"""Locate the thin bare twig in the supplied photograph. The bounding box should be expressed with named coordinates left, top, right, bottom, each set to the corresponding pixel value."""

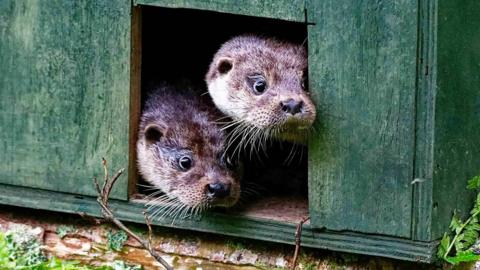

left=94, top=158, right=173, bottom=270
left=291, top=216, right=310, bottom=269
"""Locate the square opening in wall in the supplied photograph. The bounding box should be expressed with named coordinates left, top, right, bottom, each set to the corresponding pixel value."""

left=131, top=6, right=310, bottom=224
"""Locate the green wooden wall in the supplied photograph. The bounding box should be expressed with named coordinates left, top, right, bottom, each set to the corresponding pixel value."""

left=134, top=0, right=305, bottom=23
left=429, top=0, right=480, bottom=240
left=0, top=0, right=132, bottom=199
left=307, top=0, right=418, bottom=238
left=0, top=0, right=478, bottom=252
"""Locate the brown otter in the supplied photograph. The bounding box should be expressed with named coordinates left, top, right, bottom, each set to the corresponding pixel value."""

left=136, top=84, right=240, bottom=219
left=205, top=35, right=316, bottom=144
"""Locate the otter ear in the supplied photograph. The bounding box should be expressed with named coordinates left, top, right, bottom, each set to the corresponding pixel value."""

left=216, top=57, right=234, bottom=75
left=144, top=123, right=167, bottom=145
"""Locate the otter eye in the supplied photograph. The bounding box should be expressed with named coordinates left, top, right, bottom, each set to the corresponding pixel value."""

left=247, top=75, right=267, bottom=95
left=253, top=80, right=267, bottom=94
left=178, top=156, right=193, bottom=171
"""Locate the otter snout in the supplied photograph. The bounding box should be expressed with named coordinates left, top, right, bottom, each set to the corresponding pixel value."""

left=206, top=182, right=231, bottom=199
left=280, top=99, right=303, bottom=115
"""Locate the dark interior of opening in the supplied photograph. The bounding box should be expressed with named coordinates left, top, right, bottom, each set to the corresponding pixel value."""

left=136, top=6, right=309, bottom=223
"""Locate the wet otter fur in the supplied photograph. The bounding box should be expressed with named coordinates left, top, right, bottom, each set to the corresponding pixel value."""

left=136, top=84, right=241, bottom=218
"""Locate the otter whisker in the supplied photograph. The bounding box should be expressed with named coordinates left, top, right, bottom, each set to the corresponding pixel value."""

left=146, top=199, right=172, bottom=212
left=297, top=144, right=305, bottom=167
left=147, top=196, right=180, bottom=220
left=225, top=121, right=247, bottom=151
left=245, top=125, right=259, bottom=148
left=137, top=183, right=162, bottom=192
left=179, top=205, right=192, bottom=219
left=284, top=142, right=297, bottom=166
left=169, top=204, right=182, bottom=224
left=214, top=115, right=233, bottom=121
left=242, top=187, right=262, bottom=196
left=249, top=128, right=263, bottom=161
left=148, top=203, right=173, bottom=221
left=144, top=190, right=165, bottom=200
left=146, top=194, right=176, bottom=208
left=229, top=123, right=252, bottom=159
left=193, top=205, right=200, bottom=218
left=171, top=203, right=189, bottom=225
left=240, top=125, right=257, bottom=153
left=157, top=202, right=180, bottom=221
left=220, top=119, right=244, bottom=131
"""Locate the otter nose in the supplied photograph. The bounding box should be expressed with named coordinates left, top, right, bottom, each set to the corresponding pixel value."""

left=207, top=183, right=230, bottom=199
left=280, top=99, right=303, bottom=115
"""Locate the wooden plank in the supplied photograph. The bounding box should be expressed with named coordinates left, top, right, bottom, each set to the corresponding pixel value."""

left=134, top=0, right=306, bottom=23
left=411, top=0, right=437, bottom=241
left=0, top=184, right=436, bottom=263
left=128, top=6, right=142, bottom=195
left=306, top=0, right=418, bottom=237
left=0, top=1, right=131, bottom=199
left=430, top=0, right=480, bottom=240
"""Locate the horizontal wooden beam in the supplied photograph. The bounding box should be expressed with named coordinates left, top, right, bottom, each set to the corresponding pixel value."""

left=134, top=0, right=306, bottom=23
left=0, top=184, right=436, bottom=263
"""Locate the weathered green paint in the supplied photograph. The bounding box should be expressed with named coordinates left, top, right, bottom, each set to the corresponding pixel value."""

left=307, top=0, right=418, bottom=237
left=429, top=0, right=480, bottom=240
left=0, top=0, right=131, bottom=199
left=1, top=0, right=479, bottom=261
left=0, top=183, right=437, bottom=263
left=411, top=0, right=437, bottom=241
left=134, top=0, right=305, bottom=23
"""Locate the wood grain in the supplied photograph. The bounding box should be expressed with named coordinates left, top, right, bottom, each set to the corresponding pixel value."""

left=429, top=0, right=480, bottom=240
left=307, top=0, right=418, bottom=237
left=0, top=0, right=131, bottom=199
left=134, top=0, right=306, bottom=23
left=0, top=183, right=437, bottom=263
left=128, top=6, right=142, bottom=196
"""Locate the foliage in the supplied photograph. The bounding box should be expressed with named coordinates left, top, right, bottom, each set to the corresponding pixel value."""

left=110, top=261, right=142, bottom=270
left=438, top=175, right=480, bottom=264
left=107, top=230, right=128, bottom=252
left=56, top=225, right=76, bottom=239
left=0, top=231, right=142, bottom=270
left=225, top=239, right=247, bottom=251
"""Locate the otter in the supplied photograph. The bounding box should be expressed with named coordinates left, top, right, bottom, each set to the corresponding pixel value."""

left=205, top=35, right=316, bottom=143
left=136, top=84, right=240, bottom=218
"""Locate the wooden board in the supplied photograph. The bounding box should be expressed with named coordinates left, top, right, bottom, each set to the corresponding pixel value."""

left=134, top=0, right=306, bottom=23
left=0, top=1, right=131, bottom=199
left=0, top=183, right=437, bottom=263
left=133, top=194, right=309, bottom=224
left=429, top=0, right=480, bottom=240
left=411, top=0, right=436, bottom=242
left=306, top=0, right=418, bottom=237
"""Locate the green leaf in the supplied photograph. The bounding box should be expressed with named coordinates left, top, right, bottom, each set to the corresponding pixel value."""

left=111, top=260, right=143, bottom=270
left=469, top=222, right=480, bottom=231
left=107, top=231, right=128, bottom=252
left=445, top=250, right=480, bottom=265
left=455, top=241, right=464, bottom=252
left=449, top=212, right=462, bottom=234
left=437, top=233, right=450, bottom=258
left=0, top=231, right=142, bottom=269
left=467, top=175, right=480, bottom=190
left=462, top=228, right=478, bottom=248
left=475, top=193, right=480, bottom=209
left=56, top=225, right=76, bottom=239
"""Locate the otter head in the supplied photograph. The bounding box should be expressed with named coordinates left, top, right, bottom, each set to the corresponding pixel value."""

left=137, top=109, right=241, bottom=211
left=206, top=35, right=316, bottom=142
